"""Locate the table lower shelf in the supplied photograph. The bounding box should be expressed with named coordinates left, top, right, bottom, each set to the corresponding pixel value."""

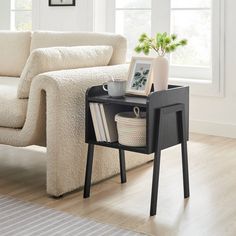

left=86, top=141, right=150, bottom=154
left=84, top=101, right=190, bottom=216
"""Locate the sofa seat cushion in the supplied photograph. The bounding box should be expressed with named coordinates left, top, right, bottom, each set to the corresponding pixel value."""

left=0, top=31, right=31, bottom=77
left=0, top=77, right=28, bottom=128
left=17, top=45, right=113, bottom=98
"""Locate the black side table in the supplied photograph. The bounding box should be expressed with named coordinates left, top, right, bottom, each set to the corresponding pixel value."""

left=83, top=85, right=190, bottom=216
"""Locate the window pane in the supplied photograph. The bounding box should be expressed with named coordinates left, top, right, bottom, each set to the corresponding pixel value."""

left=13, top=0, right=32, bottom=10
left=116, top=0, right=151, bottom=9
left=116, top=10, right=151, bottom=59
left=171, top=0, right=211, bottom=8
left=14, top=11, right=32, bottom=31
left=171, top=10, right=211, bottom=67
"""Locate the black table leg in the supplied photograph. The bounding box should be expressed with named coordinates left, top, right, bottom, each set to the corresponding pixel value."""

left=150, top=110, right=164, bottom=216
left=119, top=149, right=127, bottom=183
left=150, top=144, right=161, bottom=216
left=178, top=109, right=190, bottom=198
left=83, top=144, right=94, bottom=198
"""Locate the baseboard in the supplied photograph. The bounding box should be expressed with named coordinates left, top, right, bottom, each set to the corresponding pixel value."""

left=190, top=120, right=236, bottom=138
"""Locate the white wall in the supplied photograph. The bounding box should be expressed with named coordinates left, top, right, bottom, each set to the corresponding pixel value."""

left=190, top=0, right=236, bottom=138
left=32, top=0, right=94, bottom=31
left=0, top=0, right=94, bottom=31
left=94, top=0, right=106, bottom=32
left=0, top=0, right=10, bottom=30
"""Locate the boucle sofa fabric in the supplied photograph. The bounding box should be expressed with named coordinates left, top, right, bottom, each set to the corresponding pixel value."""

left=0, top=77, right=27, bottom=128
left=17, top=46, right=113, bottom=98
left=0, top=31, right=31, bottom=77
left=0, top=65, right=152, bottom=196
left=0, top=31, right=152, bottom=197
left=30, top=31, right=127, bottom=65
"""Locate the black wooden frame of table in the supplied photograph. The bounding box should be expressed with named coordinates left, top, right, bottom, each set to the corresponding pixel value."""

left=83, top=85, right=190, bottom=216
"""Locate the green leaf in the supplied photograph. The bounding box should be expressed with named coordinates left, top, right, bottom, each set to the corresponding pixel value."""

left=139, top=37, right=145, bottom=43
left=138, top=33, right=148, bottom=42
left=134, top=46, right=142, bottom=53
left=165, top=37, right=171, bottom=44
left=171, top=34, right=177, bottom=41
left=140, top=33, right=148, bottom=39
left=143, top=47, right=150, bottom=55
left=170, top=44, right=176, bottom=51
left=134, top=32, right=187, bottom=55
left=156, top=33, right=162, bottom=43
left=162, top=32, right=167, bottom=38
left=165, top=46, right=171, bottom=53
left=180, top=39, right=188, bottom=46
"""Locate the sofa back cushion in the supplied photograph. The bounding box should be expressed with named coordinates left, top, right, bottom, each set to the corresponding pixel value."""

left=30, top=31, right=127, bottom=65
left=17, top=45, right=113, bottom=98
left=0, top=31, right=31, bottom=77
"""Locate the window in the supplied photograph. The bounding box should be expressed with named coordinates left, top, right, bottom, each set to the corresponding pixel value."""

left=106, top=0, right=224, bottom=96
left=11, top=0, right=32, bottom=31
left=113, top=0, right=151, bottom=59
left=170, top=0, right=212, bottom=80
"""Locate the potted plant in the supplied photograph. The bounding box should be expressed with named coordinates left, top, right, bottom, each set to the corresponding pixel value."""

left=135, top=32, right=187, bottom=91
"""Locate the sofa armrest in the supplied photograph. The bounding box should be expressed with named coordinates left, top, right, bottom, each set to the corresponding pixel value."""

left=31, top=64, right=129, bottom=94
left=28, top=64, right=129, bottom=195
left=0, top=64, right=128, bottom=147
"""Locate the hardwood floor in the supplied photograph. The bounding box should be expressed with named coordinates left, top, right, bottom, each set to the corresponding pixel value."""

left=0, top=133, right=236, bottom=236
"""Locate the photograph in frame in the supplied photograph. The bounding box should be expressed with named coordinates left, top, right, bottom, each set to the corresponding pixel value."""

left=126, top=57, right=154, bottom=96
left=49, top=0, right=76, bottom=6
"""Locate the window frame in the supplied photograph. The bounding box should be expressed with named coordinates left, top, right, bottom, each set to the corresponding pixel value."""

left=10, top=0, right=32, bottom=31
left=169, top=5, right=212, bottom=81
left=106, top=0, right=225, bottom=97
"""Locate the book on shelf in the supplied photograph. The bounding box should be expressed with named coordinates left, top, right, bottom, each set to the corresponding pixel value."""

left=99, top=103, right=118, bottom=142
left=89, top=102, right=118, bottom=142
left=89, top=103, right=102, bottom=141
left=94, top=103, right=106, bottom=141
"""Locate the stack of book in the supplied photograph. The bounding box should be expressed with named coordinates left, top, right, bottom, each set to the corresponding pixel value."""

left=89, top=103, right=118, bottom=142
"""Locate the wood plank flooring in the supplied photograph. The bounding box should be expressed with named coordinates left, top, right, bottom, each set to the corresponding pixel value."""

left=0, top=133, right=236, bottom=236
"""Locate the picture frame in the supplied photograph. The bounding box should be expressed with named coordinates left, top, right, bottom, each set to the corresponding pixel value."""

left=49, top=0, right=76, bottom=6
left=126, top=57, right=154, bottom=96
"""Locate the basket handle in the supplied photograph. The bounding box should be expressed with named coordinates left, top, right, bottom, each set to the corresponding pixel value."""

left=133, top=106, right=140, bottom=118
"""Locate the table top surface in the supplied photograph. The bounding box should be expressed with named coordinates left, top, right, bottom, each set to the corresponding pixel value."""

left=88, top=94, right=148, bottom=107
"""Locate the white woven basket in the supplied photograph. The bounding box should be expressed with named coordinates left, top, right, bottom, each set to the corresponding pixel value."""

left=115, top=107, right=146, bottom=147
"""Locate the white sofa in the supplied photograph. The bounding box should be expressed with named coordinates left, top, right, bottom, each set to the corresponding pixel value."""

left=0, top=31, right=152, bottom=197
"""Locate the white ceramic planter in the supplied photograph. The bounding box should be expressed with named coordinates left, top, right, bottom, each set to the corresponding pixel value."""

left=152, top=56, right=169, bottom=91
